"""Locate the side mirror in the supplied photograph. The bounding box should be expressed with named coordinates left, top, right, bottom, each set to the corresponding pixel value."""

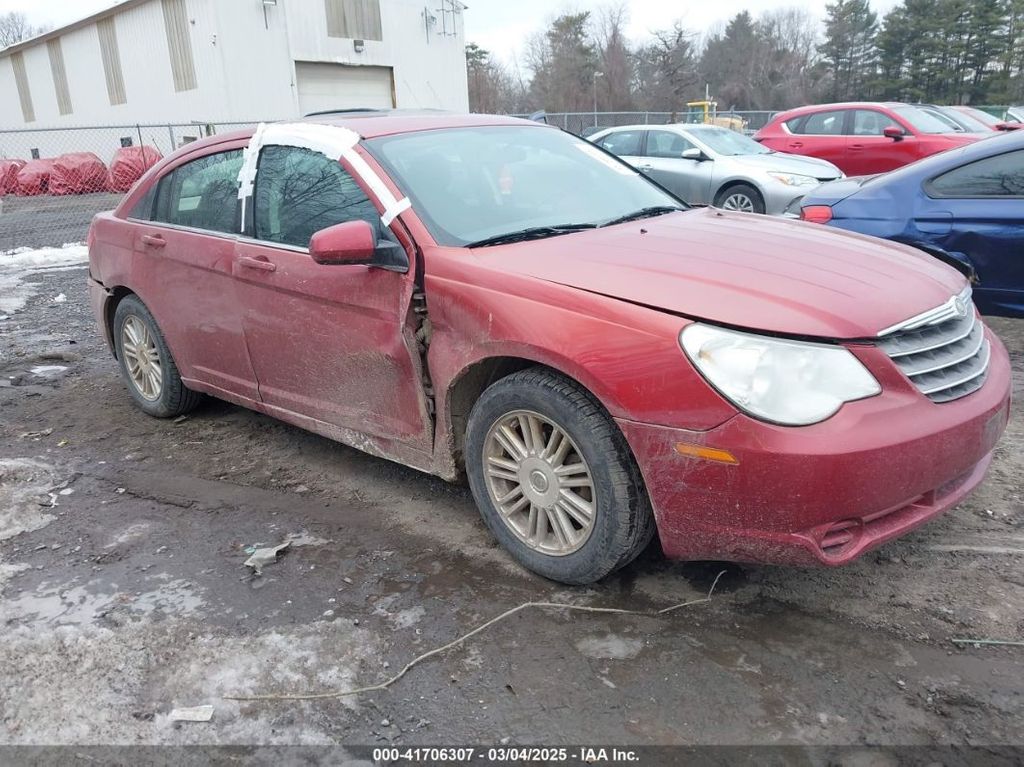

left=995, top=121, right=1012, bottom=131
left=883, top=125, right=904, bottom=140
left=310, top=220, right=376, bottom=265
left=681, top=147, right=706, bottom=161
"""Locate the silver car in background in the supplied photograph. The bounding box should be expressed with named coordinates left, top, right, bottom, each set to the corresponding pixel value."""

left=589, top=124, right=843, bottom=215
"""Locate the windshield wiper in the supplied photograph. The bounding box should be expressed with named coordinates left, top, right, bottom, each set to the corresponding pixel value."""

left=465, top=223, right=597, bottom=248
left=600, top=205, right=685, bottom=228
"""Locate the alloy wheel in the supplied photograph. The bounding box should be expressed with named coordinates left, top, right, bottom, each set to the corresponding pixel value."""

left=121, top=315, right=163, bottom=401
left=482, top=409, right=596, bottom=556
left=721, top=192, right=755, bottom=213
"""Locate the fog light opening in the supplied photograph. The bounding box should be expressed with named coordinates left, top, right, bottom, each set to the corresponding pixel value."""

left=820, top=519, right=863, bottom=558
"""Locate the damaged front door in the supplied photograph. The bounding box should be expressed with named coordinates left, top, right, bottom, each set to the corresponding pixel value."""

left=232, top=143, right=432, bottom=454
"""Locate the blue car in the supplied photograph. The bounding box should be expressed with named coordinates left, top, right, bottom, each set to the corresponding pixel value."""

left=797, top=131, right=1024, bottom=317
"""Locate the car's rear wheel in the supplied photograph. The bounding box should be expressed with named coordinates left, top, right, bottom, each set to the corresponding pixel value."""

left=113, top=295, right=202, bottom=418
left=715, top=183, right=765, bottom=214
left=465, top=368, right=655, bottom=584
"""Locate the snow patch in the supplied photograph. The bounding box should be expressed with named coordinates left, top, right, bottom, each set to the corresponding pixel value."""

left=0, top=458, right=59, bottom=541
left=575, top=633, right=644, bottom=660
left=0, top=243, right=87, bottom=315
left=1, top=618, right=381, bottom=744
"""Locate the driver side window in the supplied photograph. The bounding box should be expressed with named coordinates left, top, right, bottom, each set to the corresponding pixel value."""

left=253, top=145, right=380, bottom=249
left=646, top=131, right=696, bottom=158
left=852, top=110, right=892, bottom=136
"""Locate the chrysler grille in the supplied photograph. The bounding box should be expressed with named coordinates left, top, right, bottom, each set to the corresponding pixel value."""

left=877, top=288, right=990, bottom=404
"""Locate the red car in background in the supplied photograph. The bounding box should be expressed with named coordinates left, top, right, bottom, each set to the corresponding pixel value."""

left=755, top=102, right=979, bottom=175
left=87, top=113, right=1010, bottom=584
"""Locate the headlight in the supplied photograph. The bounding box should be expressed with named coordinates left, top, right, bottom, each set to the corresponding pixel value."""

left=680, top=324, right=880, bottom=426
left=767, top=172, right=819, bottom=187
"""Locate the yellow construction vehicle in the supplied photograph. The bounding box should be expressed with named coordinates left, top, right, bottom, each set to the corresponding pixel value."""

left=684, top=100, right=747, bottom=133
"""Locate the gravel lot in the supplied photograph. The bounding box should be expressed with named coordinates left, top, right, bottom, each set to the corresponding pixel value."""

left=0, top=193, right=123, bottom=251
left=0, top=247, right=1022, bottom=752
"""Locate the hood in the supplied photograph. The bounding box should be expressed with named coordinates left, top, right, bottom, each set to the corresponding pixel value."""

left=932, top=133, right=980, bottom=147
left=483, top=208, right=964, bottom=339
left=734, top=151, right=842, bottom=179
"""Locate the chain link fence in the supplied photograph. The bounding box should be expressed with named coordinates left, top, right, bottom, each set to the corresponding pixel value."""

left=517, top=111, right=779, bottom=136
left=0, top=121, right=258, bottom=250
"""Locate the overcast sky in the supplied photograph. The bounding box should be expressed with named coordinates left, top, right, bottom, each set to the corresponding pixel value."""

left=3, top=0, right=902, bottom=67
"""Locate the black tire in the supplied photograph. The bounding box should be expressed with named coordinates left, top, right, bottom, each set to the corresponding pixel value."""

left=465, top=367, right=655, bottom=585
left=112, top=294, right=202, bottom=418
left=714, top=183, right=766, bottom=214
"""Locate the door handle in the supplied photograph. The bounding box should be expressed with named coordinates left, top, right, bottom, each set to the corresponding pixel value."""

left=238, top=255, right=277, bottom=272
left=141, top=234, right=166, bottom=248
left=788, top=142, right=803, bottom=148
left=849, top=143, right=865, bottom=150
left=636, top=163, right=653, bottom=171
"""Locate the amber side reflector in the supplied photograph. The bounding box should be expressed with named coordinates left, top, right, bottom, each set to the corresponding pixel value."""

left=800, top=205, right=833, bottom=224
left=675, top=443, right=739, bottom=465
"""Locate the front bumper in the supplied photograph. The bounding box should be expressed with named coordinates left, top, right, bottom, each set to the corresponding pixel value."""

left=761, top=178, right=835, bottom=216
left=617, top=329, right=1012, bottom=566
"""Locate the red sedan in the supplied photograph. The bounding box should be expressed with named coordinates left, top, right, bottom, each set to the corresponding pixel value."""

left=87, top=113, right=1010, bottom=584
left=755, top=102, right=979, bottom=175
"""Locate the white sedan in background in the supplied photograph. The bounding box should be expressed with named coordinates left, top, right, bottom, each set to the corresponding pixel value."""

left=590, top=124, right=843, bottom=215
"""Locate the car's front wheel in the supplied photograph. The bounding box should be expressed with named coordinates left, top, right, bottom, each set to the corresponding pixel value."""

left=714, top=183, right=765, bottom=214
left=465, top=368, right=654, bottom=584
left=113, top=294, right=202, bottom=418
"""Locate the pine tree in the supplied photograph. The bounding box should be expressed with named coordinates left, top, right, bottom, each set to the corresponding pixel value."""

left=820, top=0, right=879, bottom=101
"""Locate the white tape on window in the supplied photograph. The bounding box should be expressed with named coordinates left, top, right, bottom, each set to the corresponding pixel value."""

left=381, top=197, right=411, bottom=227
left=235, top=122, right=409, bottom=229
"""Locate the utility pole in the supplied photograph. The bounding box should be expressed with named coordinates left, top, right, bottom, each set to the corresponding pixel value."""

left=593, top=71, right=603, bottom=127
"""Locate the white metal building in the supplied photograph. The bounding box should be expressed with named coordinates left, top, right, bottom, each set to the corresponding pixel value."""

left=0, top=0, right=469, bottom=129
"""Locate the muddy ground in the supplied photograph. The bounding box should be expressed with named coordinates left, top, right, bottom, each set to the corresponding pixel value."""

left=1, top=257, right=1022, bottom=751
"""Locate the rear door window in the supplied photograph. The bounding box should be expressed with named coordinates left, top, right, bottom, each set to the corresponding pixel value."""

left=154, top=149, right=243, bottom=234
left=927, top=150, right=1024, bottom=198
left=253, top=145, right=380, bottom=249
left=792, top=110, right=847, bottom=135
left=594, top=130, right=644, bottom=157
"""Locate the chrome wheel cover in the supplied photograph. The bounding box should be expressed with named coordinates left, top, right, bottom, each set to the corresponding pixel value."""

left=482, top=409, right=596, bottom=556
left=721, top=193, right=755, bottom=212
left=121, top=315, right=163, bottom=401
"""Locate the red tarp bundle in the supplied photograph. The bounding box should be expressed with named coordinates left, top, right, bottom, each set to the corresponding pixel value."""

left=15, top=158, right=56, bottom=196
left=49, top=152, right=111, bottom=195
left=108, top=146, right=162, bottom=192
left=0, top=159, right=26, bottom=195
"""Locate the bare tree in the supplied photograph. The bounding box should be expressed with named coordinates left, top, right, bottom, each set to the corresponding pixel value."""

left=0, top=12, right=45, bottom=49
left=594, top=4, right=635, bottom=111
left=635, top=21, right=699, bottom=111
left=466, top=43, right=528, bottom=114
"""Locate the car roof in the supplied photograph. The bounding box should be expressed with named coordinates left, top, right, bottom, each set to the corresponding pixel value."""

left=175, top=111, right=544, bottom=154
left=596, top=123, right=730, bottom=133
left=772, top=102, right=907, bottom=120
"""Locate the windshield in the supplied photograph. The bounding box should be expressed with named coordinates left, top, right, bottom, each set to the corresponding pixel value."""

left=365, top=126, right=683, bottom=247
left=892, top=106, right=959, bottom=134
left=924, top=108, right=968, bottom=132
left=938, top=107, right=989, bottom=132
left=962, top=107, right=1000, bottom=127
left=693, top=127, right=771, bottom=156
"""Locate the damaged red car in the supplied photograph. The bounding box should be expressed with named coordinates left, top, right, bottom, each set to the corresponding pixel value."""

left=87, top=113, right=1011, bottom=584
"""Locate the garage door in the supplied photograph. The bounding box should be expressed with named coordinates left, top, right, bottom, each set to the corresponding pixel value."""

left=295, top=62, right=394, bottom=115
